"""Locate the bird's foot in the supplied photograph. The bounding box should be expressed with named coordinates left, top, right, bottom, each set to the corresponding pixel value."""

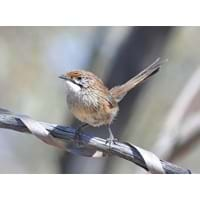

left=74, top=129, right=82, bottom=146
left=73, top=123, right=88, bottom=147
left=105, top=137, right=118, bottom=148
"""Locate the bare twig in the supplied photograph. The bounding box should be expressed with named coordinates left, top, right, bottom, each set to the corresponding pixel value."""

left=0, top=108, right=191, bottom=174
left=153, top=68, right=200, bottom=160
left=166, top=114, right=200, bottom=161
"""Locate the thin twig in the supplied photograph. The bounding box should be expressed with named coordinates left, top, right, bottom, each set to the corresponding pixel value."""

left=166, top=114, right=200, bottom=161
left=153, top=67, right=200, bottom=160
left=0, top=108, right=191, bottom=174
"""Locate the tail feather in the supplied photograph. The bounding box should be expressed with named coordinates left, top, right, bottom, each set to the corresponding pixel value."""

left=110, top=58, right=167, bottom=102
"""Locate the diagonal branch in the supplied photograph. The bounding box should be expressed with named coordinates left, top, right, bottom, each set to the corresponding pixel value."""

left=153, top=67, right=200, bottom=161
left=0, top=108, right=191, bottom=174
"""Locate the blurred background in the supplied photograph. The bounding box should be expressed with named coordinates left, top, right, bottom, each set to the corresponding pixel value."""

left=0, top=26, right=200, bottom=173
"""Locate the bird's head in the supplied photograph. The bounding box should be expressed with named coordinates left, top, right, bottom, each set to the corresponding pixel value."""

left=59, top=70, right=103, bottom=93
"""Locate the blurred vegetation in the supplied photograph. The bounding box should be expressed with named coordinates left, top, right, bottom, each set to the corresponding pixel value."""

left=0, top=27, right=200, bottom=173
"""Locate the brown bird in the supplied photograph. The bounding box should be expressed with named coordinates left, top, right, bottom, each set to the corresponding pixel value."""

left=59, top=58, right=166, bottom=145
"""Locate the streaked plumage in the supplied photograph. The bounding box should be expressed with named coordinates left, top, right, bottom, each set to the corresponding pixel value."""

left=59, top=58, right=166, bottom=143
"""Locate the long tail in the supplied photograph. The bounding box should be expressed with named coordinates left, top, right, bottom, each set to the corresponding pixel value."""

left=110, top=58, right=167, bottom=103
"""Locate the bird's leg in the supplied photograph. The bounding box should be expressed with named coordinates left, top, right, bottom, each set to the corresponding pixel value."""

left=105, top=125, right=118, bottom=148
left=74, top=123, right=88, bottom=145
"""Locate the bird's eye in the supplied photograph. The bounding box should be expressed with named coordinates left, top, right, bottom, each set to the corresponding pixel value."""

left=77, top=77, right=82, bottom=81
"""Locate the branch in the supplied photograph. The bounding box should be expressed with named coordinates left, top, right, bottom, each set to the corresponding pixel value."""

left=0, top=108, right=191, bottom=174
left=166, top=114, right=200, bottom=161
left=153, top=67, right=200, bottom=160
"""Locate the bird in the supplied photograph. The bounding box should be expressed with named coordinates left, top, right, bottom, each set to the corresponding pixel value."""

left=59, top=58, right=166, bottom=146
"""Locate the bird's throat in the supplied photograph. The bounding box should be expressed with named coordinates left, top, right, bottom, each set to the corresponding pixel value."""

left=65, top=80, right=81, bottom=93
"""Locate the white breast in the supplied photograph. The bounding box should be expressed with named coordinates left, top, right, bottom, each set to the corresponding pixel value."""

left=65, top=80, right=82, bottom=109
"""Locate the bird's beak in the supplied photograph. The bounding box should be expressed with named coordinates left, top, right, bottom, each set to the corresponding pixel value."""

left=58, top=74, right=69, bottom=80
left=58, top=74, right=77, bottom=85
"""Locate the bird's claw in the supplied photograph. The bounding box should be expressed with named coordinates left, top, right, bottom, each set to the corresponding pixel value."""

left=105, top=137, right=118, bottom=148
left=74, top=130, right=82, bottom=146
left=73, top=123, right=88, bottom=147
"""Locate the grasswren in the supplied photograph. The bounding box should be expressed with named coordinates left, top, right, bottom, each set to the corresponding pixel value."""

left=59, top=58, right=166, bottom=145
